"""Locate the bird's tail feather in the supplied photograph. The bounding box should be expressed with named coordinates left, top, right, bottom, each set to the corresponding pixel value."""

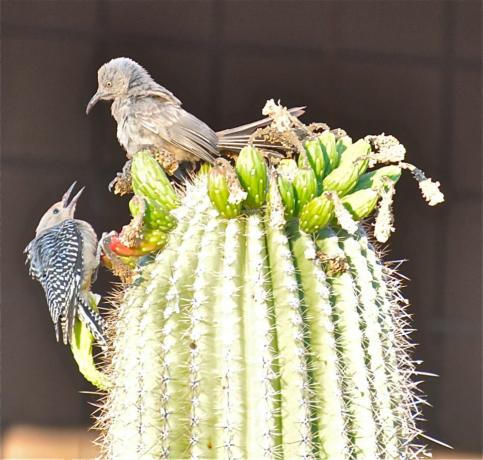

left=216, top=106, right=305, bottom=137
left=216, top=106, right=305, bottom=155
left=77, top=297, right=107, bottom=348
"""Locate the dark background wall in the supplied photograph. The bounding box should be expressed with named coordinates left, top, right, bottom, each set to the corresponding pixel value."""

left=2, top=0, right=481, bottom=454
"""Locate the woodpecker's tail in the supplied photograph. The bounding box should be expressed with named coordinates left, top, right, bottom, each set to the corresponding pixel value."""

left=77, top=297, right=107, bottom=348
left=216, top=106, right=305, bottom=153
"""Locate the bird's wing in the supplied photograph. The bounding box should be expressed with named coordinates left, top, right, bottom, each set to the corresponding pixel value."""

left=130, top=98, right=219, bottom=164
left=30, top=221, right=83, bottom=342
left=142, top=84, right=182, bottom=106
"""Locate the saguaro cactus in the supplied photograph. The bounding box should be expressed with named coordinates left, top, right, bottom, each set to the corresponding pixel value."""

left=86, top=103, right=444, bottom=460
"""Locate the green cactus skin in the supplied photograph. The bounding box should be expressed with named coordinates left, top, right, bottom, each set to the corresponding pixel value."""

left=98, top=172, right=429, bottom=460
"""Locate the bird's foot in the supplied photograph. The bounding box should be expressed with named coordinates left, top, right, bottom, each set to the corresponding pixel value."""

left=109, top=160, right=133, bottom=195
left=152, top=148, right=179, bottom=176
left=120, top=197, right=146, bottom=247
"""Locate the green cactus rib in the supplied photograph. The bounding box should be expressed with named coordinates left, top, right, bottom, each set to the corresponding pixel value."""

left=158, top=198, right=211, bottom=459
left=241, top=214, right=280, bottom=458
left=265, top=203, right=314, bottom=458
left=359, top=235, right=419, bottom=451
left=315, top=228, right=379, bottom=459
left=289, top=227, right=348, bottom=460
left=103, top=263, right=155, bottom=459
left=341, top=232, right=399, bottom=459
left=188, top=209, right=228, bottom=459
left=214, top=219, right=245, bottom=458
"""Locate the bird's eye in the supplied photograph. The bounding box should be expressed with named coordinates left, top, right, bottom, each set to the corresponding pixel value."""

left=53, top=208, right=59, bottom=215
left=106, top=81, right=112, bottom=87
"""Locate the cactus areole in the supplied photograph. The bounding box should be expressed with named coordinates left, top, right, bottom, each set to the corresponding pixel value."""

left=77, top=102, right=444, bottom=459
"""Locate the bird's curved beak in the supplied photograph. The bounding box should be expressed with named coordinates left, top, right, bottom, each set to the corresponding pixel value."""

left=62, top=181, right=85, bottom=211
left=86, top=91, right=103, bottom=114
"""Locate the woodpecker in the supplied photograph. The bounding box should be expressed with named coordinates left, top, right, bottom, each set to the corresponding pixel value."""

left=25, top=182, right=106, bottom=346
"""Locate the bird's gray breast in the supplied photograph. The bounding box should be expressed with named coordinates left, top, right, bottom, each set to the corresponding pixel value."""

left=112, top=97, right=162, bottom=157
left=112, top=98, right=135, bottom=156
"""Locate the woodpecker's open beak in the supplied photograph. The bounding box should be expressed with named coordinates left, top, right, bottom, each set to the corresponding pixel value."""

left=86, top=91, right=103, bottom=114
left=62, top=182, right=85, bottom=211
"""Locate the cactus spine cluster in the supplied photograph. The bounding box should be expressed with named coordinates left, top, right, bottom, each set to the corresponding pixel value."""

left=84, top=104, right=444, bottom=459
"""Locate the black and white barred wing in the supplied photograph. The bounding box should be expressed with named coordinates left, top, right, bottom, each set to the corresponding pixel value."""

left=25, top=220, right=83, bottom=344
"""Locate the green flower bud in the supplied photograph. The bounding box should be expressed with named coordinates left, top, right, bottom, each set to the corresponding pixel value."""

left=341, top=189, right=380, bottom=220
left=277, top=175, right=297, bottom=218
left=276, top=160, right=298, bottom=218
left=299, top=193, right=335, bottom=233
left=140, top=228, right=168, bottom=251
left=293, top=168, right=318, bottom=214
left=207, top=163, right=244, bottom=219
left=322, top=163, right=362, bottom=197
left=304, top=138, right=328, bottom=180
left=131, top=151, right=179, bottom=210
left=236, top=146, right=268, bottom=208
left=129, top=196, right=177, bottom=232
left=339, top=139, right=371, bottom=175
left=353, top=165, right=402, bottom=192
left=319, top=131, right=339, bottom=172
left=336, top=136, right=352, bottom=157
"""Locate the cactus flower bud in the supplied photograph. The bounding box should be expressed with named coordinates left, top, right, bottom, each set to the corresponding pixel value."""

left=336, top=135, right=352, bottom=157
left=236, top=146, right=268, bottom=208
left=322, top=163, right=363, bottom=197
left=129, top=195, right=177, bottom=232
left=304, top=138, right=329, bottom=180
left=207, top=160, right=244, bottom=218
left=131, top=150, right=179, bottom=210
left=341, top=189, right=380, bottom=220
left=339, top=139, right=371, bottom=175
left=299, top=193, right=335, bottom=233
left=109, top=230, right=168, bottom=257
left=277, top=175, right=297, bottom=219
left=319, top=131, right=339, bottom=172
left=293, top=168, right=318, bottom=214
left=354, top=165, right=402, bottom=192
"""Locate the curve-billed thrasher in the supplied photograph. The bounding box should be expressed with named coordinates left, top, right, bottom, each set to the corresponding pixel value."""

left=86, top=57, right=303, bottom=179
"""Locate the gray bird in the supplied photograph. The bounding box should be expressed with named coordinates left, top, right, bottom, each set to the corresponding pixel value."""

left=86, top=57, right=303, bottom=176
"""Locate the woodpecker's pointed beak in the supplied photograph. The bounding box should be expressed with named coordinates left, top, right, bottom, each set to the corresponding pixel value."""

left=62, top=182, right=85, bottom=211
left=86, top=91, right=102, bottom=114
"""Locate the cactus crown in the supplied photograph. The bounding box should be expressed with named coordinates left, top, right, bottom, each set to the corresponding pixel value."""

left=73, top=101, right=444, bottom=459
